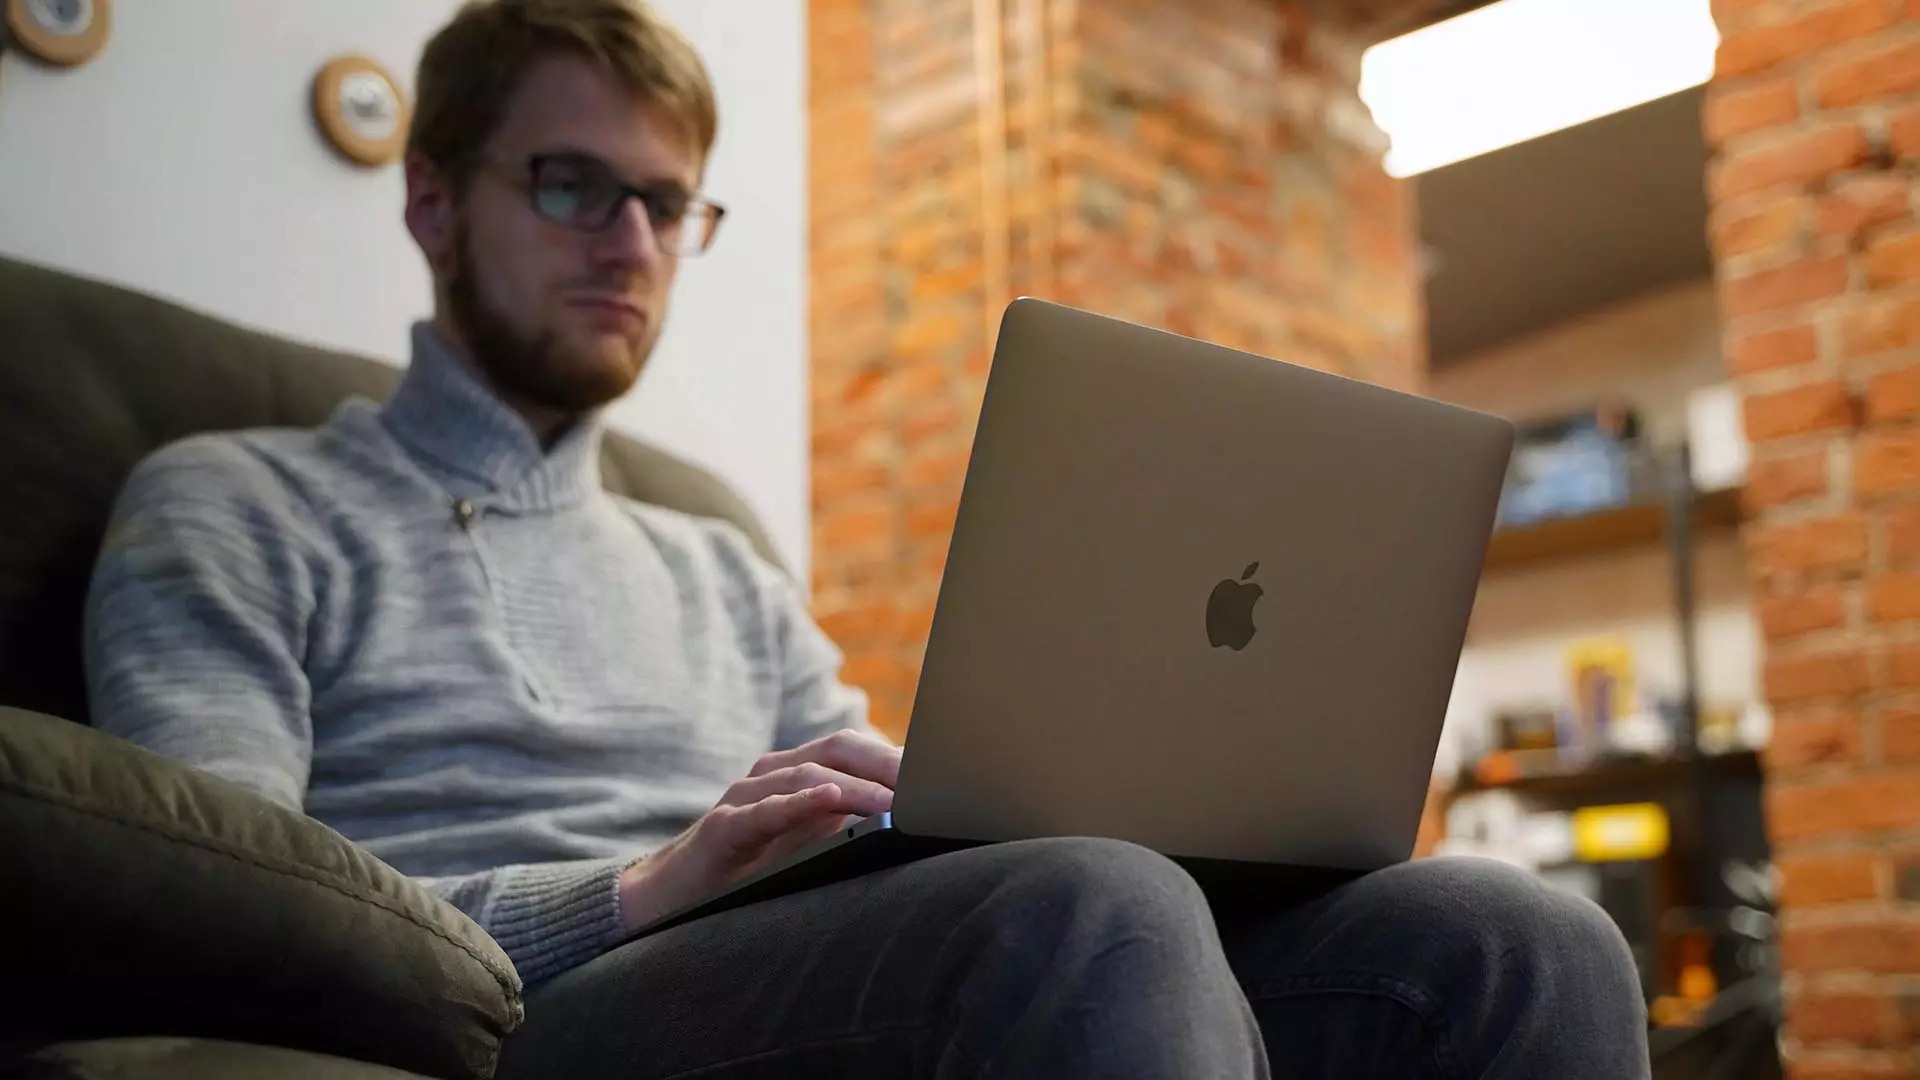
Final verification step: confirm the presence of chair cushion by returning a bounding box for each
[0,708,522,1080]
[0,254,785,724]
[9,1037,435,1080]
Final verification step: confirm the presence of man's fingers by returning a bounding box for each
[755,810,858,868]
[704,784,849,860]
[724,762,894,817]
[682,731,900,893]
[748,728,902,789]
[631,781,874,931]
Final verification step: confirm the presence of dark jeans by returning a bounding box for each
[496,840,1650,1079]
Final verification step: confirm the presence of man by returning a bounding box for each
[85,1,1650,1076]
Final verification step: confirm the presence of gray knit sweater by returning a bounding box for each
[84,324,870,985]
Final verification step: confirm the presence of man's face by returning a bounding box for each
[409,54,703,415]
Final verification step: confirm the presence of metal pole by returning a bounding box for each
[1668,444,1702,756]
[1668,442,1734,982]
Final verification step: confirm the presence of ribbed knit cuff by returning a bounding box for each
[482,856,633,987]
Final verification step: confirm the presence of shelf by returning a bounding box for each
[1450,748,1763,802]
[1483,487,1744,573]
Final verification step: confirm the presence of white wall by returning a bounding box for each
[0,0,810,570]
[1426,280,1762,772]
[1429,279,1730,447]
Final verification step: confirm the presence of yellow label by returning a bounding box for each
[1572,802,1669,863]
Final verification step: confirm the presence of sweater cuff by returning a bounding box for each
[482,856,635,986]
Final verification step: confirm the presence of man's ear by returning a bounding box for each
[404,152,458,272]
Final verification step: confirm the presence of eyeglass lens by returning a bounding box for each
[528,153,720,254]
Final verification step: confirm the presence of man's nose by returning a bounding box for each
[592,197,662,271]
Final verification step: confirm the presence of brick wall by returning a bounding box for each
[810,0,1424,741]
[809,0,1004,739]
[1705,0,1920,1073]
[1054,2,1424,391]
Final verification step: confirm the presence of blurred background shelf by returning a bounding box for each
[1451,748,1763,802]
[1483,487,1744,573]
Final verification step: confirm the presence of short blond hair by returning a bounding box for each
[408,0,717,188]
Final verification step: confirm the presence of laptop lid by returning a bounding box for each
[890,299,1513,871]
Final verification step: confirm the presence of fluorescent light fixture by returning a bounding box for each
[1359,0,1719,177]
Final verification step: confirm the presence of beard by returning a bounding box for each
[445,221,653,414]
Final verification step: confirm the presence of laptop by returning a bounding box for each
[625,298,1514,940]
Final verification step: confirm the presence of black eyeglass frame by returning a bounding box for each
[477,151,728,256]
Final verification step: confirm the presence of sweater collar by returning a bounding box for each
[378,322,604,508]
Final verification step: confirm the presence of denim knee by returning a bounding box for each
[1364,857,1644,1012]
[965,836,1213,942]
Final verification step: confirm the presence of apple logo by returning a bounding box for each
[1206,562,1263,651]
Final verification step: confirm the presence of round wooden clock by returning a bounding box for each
[6,0,111,67]
[311,55,411,168]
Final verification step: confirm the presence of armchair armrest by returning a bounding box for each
[0,708,522,1080]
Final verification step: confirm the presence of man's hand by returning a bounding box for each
[616,729,902,931]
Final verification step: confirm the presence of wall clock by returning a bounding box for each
[6,0,111,67]
[312,55,410,168]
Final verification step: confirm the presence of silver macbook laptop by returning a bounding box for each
[627,298,1513,939]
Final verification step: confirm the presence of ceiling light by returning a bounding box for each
[1359,0,1719,177]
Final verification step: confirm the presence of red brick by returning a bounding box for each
[1746,449,1831,511]
[1856,431,1920,496]
[905,500,958,539]
[899,398,964,445]
[1747,381,1858,442]
[809,290,884,347]
[1715,0,1896,80]
[1894,104,1920,161]
[1899,848,1920,898]
[1866,366,1920,423]
[1816,37,1920,109]
[815,508,893,548]
[1720,0,1896,78]
[909,266,985,306]
[839,649,916,694]
[896,601,936,645]
[1709,0,1768,28]
[1845,296,1920,360]
[1865,230,1920,290]
[1818,176,1912,241]
[1888,505,1920,560]
[1869,574,1920,622]
[1780,917,1920,973]
[812,461,890,506]
[1768,709,1862,769]
[1786,1057,1909,1080]
[812,413,885,460]
[815,602,896,647]
[1778,850,1881,907]
[886,312,967,360]
[903,446,971,491]
[1710,125,1867,205]
[1882,706,1920,761]
[1764,647,1871,703]
[911,533,951,580]
[1750,514,1871,576]
[1770,769,1920,843]
[1721,253,1852,319]
[866,691,908,743]
[1788,991,1899,1047]
[1731,322,1820,375]
[1705,76,1800,147]
[1763,585,1849,640]
[1714,194,1806,258]
[1885,641,1920,688]
[883,355,954,402]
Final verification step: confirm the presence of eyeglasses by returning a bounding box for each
[482,151,726,256]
